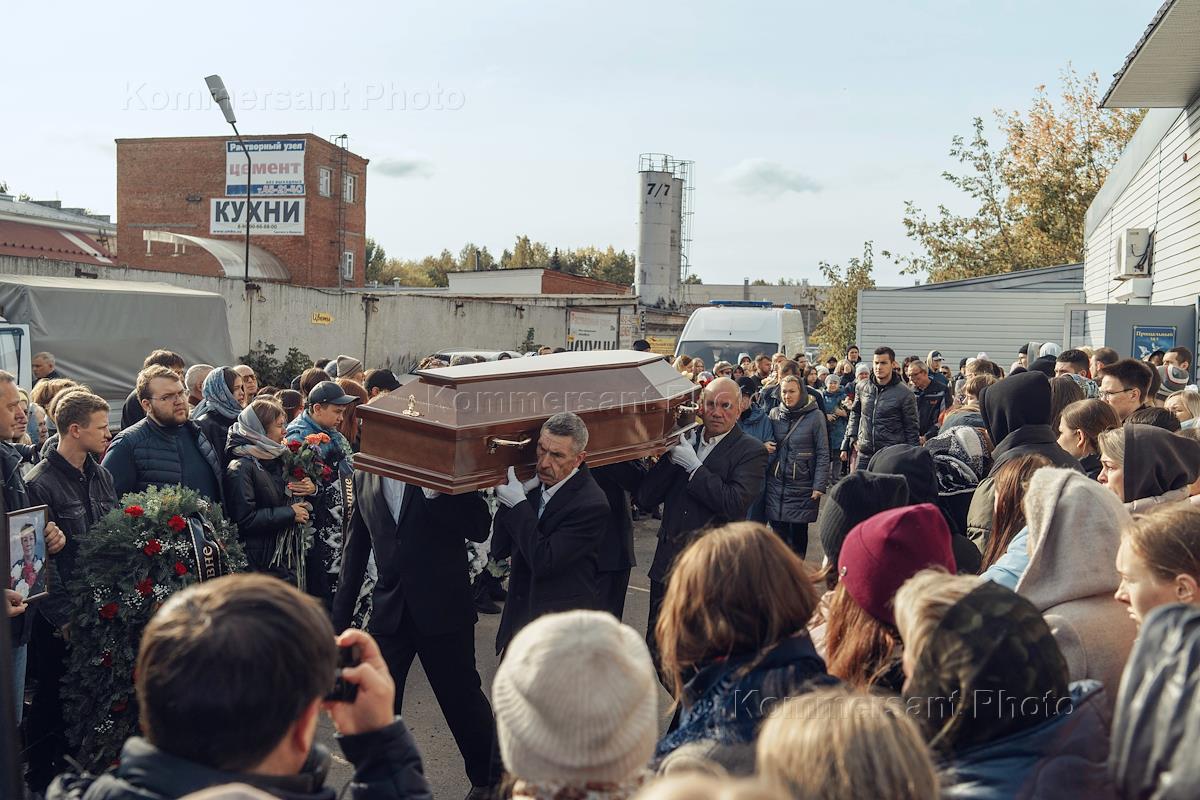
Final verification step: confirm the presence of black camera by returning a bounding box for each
[325,644,360,703]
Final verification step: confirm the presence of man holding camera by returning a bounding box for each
[48,574,432,800]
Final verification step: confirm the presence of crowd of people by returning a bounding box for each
[1,336,1199,799]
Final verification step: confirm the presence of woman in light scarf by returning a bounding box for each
[193,366,246,467]
[222,398,315,581]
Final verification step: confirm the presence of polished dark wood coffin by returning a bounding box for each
[355,350,701,493]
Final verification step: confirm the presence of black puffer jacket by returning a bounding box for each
[47,720,433,800]
[24,450,117,627]
[102,416,223,502]
[194,410,236,468]
[842,371,919,459]
[223,434,297,573]
[764,397,829,524]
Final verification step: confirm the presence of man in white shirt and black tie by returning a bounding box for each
[639,376,770,669]
[491,412,609,655]
[334,438,500,799]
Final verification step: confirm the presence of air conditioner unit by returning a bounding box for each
[1114,228,1151,280]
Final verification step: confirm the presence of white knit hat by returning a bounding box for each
[492,610,659,784]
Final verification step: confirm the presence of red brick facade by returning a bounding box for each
[115,134,368,287]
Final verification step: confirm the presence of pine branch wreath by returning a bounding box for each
[62,485,247,771]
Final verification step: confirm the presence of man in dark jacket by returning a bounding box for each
[966,371,1082,549]
[48,574,432,800]
[492,412,609,654]
[333,471,500,795]
[24,390,117,791]
[591,460,647,620]
[841,347,919,469]
[119,350,187,431]
[103,366,223,503]
[0,371,65,727]
[905,359,951,441]
[639,377,769,663]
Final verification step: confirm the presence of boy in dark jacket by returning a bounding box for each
[48,574,432,800]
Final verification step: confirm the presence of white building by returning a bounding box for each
[1079,0,1199,367]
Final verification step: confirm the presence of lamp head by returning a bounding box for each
[204,74,237,125]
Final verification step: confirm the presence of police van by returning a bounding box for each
[674,301,807,366]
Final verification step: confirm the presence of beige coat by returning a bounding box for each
[1016,468,1137,713]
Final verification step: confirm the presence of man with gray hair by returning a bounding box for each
[32,352,63,384]
[185,364,215,409]
[492,411,610,654]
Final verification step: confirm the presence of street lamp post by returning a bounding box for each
[205,75,256,352]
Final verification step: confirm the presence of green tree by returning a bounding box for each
[682,274,702,285]
[456,243,496,271]
[888,67,1144,283]
[364,237,388,283]
[810,241,876,356]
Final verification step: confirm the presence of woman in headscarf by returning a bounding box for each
[223,398,316,579]
[895,571,1115,799]
[192,366,246,466]
[1098,424,1200,511]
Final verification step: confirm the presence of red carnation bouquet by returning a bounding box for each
[280,433,335,485]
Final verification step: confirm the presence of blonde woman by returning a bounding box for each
[1115,504,1200,625]
[757,686,937,800]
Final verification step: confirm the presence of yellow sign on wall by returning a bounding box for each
[646,335,676,356]
[311,311,334,325]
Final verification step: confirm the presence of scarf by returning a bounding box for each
[192,367,242,422]
[230,404,288,461]
[926,425,993,496]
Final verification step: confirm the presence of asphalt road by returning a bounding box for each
[317,515,672,799]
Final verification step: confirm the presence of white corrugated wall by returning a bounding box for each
[855,289,1081,366]
[1085,97,1200,306]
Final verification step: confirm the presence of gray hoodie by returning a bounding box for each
[1016,467,1138,713]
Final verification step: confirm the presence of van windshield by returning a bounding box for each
[677,341,777,367]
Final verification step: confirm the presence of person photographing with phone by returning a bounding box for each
[47,574,433,800]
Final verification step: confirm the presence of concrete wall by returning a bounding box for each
[0,257,636,372]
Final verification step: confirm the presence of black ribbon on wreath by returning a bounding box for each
[186,514,229,581]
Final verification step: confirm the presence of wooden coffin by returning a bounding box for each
[355,350,701,493]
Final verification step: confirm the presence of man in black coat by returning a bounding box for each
[591,460,647,620]
[639,377,769,663]
[492,412,609,654]
[23,391,117,791]
[333,471,500,795]
[904,359,951,441]
[841,346,919,470]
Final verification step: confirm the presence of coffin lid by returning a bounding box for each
[363,349,696,429]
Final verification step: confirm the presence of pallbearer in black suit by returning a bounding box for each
[492,412,609,654]
[334,467,501,797]
[591,459,647,620]
[639,377,770,666]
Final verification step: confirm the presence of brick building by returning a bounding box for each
[115,134,368,287]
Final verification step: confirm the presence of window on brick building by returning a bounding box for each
[319,167,332,197]
[343,174,356,203]
[341,251,355,281]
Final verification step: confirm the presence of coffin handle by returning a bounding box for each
[675,403,699,416]
[488,436,533,454]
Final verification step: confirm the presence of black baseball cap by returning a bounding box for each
[365,368,401,394]
[307,381,356,407]
[632,339,651,352]
[930,351,942,359]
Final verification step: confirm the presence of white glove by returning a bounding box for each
[669,437,702,474]
[422,488,441,500]
[495,467,528,508]
[521,474,542,492]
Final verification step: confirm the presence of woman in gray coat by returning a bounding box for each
[765,374,829,558]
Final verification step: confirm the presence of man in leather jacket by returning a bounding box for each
[48,574,433,800]
[841,346,919,470]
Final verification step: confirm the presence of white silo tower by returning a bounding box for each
[636,154,693,309]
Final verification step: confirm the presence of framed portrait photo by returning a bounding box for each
[8,505,50,602]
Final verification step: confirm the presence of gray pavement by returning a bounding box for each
[317,515,672,799]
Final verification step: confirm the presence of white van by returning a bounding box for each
[675,302,807,366]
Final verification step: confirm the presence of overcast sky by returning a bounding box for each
[3,0,1158,285]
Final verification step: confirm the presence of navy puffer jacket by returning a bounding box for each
[764,397,829,524]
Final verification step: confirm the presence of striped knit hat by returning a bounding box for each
[492,610,658,783]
